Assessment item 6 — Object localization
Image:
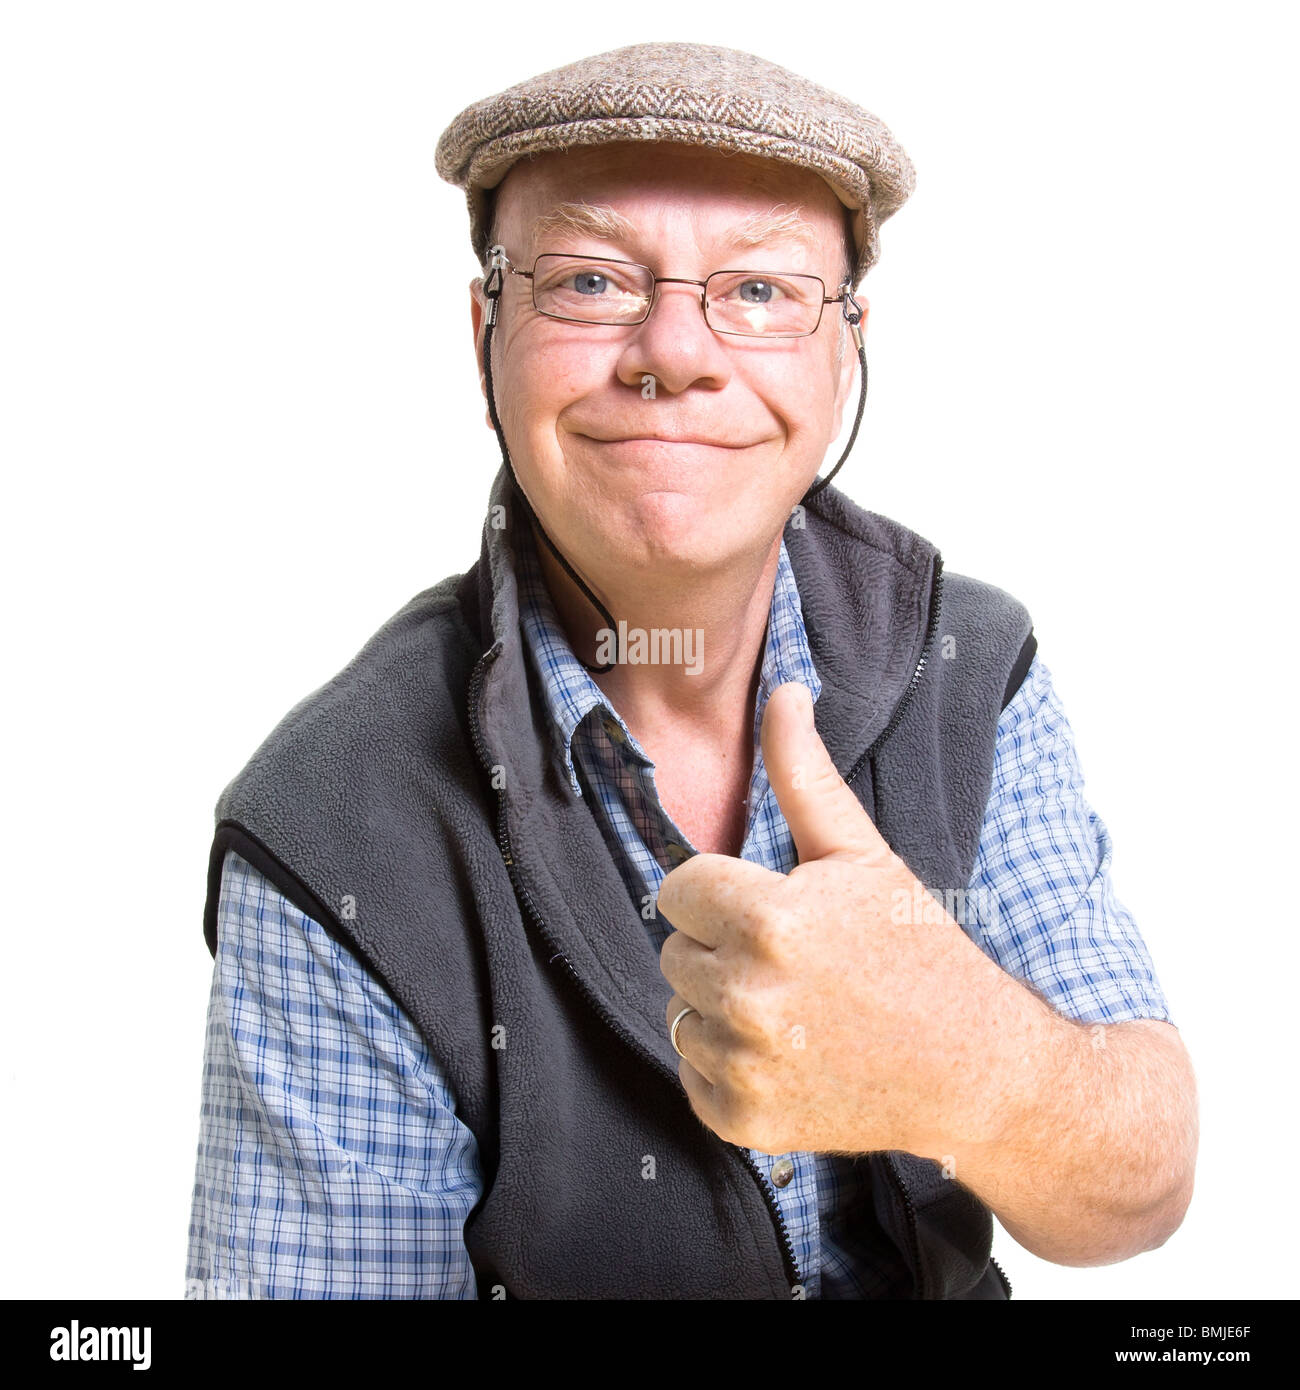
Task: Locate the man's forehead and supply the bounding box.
[494,144,846,260]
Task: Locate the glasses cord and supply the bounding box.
[479,252,868,674]
[805,294,868,499]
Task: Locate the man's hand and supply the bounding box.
[657,680,1044,1159]
[657,681,1198,1266]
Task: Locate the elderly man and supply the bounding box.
[187,43,1196,1300]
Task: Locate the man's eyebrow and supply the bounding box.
[530,202,639,246]
[725,205,823,254]
[528,201,825,257]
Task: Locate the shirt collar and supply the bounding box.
[512,516,822,798]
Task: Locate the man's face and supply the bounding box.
[471,143,863,588]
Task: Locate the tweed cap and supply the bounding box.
[435,42,915,283]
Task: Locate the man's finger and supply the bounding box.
[762,682,894,867]
[656,851,784,946]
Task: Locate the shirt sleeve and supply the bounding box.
[185,849,483,1299]
[963,656,1173,1026]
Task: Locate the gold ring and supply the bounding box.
[670,1005,698,1058]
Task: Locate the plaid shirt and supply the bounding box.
[187,525,1170,1299]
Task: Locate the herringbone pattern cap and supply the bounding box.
[435,42,915,283]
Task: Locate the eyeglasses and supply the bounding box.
[485,248,861,340]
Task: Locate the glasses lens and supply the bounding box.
[532,254,653,324]
[705,272,825,337]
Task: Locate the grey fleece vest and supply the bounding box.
[202,461,1035,1300]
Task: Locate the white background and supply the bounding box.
[2,0,1296,1300]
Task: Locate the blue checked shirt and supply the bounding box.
[187,528,1171,1299]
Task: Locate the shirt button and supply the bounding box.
[770,1158,795,1188]
[602,717,627,745]
[665,841,691,866]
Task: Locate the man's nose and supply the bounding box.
[617,280,733,394]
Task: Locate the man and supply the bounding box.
[187,43,1196,1299]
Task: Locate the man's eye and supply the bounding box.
[571,272,609,296]
[737,279,777,304]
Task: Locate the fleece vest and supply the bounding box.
[202,461,1035,1300]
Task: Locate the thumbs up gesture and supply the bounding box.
[658,681,1017,1160]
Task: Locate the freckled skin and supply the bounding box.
[655,682,1029,1159]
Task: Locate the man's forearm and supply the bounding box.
[914,969,1198,1267]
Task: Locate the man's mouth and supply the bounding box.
[577,433,753,449]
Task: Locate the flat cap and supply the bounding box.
[435,42,915,284]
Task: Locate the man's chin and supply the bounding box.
[588,501,777,580]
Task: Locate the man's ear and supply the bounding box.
[469,277,493,431]
[828,294,868,440]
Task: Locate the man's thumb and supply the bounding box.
[762,682,889,866]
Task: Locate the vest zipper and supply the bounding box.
[845,554,945,788]
[467,641,803,1296]
[882,1154,1013,1298]
[882,1153,928,1298]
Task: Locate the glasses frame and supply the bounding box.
[495,249,857,340]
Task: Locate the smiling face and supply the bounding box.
[471,143,863,592]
